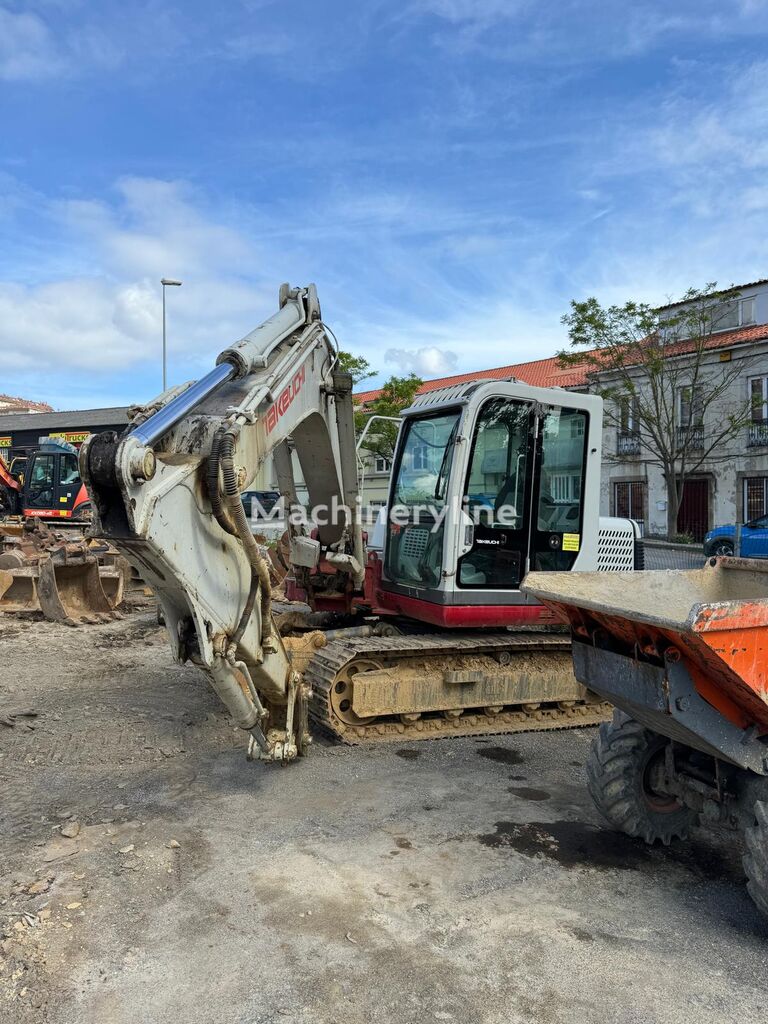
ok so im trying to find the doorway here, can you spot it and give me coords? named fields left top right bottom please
left=677, top=479, right=709, bottom=541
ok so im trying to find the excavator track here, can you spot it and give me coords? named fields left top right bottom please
left=306, top=631, right=611, bottom=744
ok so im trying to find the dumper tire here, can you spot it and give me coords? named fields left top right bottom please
left=587, top=710, right=697, bottom=846
left=744, top=800, right=768, bottom=921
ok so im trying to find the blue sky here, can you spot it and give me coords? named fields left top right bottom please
left=2, top=0, right=768, bottom=409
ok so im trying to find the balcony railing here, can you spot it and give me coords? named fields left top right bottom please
left=617, top=432, right=640, bottom=456
left=748, top=420, right=768, bottom=447
left=676, top=425, right=704, bottom=449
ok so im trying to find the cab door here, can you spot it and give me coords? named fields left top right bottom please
left=54, top=451, right=83, bottom=516
left=457, top=397, right=537, bottom=590
left=528, top=404, right=590, bottom=571
left=23, top=451, right=83, bottom=517
left=23, top=452, right=56, bottom=514
left=456, top=399, right=590, bottom=590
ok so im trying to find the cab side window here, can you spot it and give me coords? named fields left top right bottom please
left=59, top=454, right=81, bottom=486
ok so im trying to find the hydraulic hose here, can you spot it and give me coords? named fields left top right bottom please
left=219, top=430, right=274, bottom=644
left=229, top=569, right=259, bottom=655
left=206, top=428, right=239, bottom=537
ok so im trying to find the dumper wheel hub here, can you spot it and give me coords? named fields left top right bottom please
left=641, top=748, right=682, bottom=814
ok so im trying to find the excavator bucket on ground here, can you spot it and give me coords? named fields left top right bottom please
left=0, top=563, right=39, bottom=612
left=37, top=556, right=115, bottom=624
left=0, top=521, right=128, bottom=625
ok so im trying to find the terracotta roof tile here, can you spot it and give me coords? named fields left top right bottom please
left=355, top=353, right=591, bottom=405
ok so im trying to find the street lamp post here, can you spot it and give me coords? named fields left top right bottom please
left=161, top=278, right=182, bottom=391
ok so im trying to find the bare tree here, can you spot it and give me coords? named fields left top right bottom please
left=560, top=283, right=756, bottom=537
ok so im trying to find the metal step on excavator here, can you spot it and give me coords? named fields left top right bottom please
left=0, top=519, right=129, bottom=625
left=524, top=556, right=768, bottom=921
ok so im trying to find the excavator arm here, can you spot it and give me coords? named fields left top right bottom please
left=80, top=284, right=364, bottom=762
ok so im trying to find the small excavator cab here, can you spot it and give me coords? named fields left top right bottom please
left=23, top=441, right=89, bottom=520
left=380, top=380, right=603, bottom=628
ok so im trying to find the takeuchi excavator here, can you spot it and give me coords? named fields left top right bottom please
left=81, top=283, right=638, bottom=762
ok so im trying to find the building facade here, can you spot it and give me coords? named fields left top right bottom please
left=596, top=280, right=768, bottom=540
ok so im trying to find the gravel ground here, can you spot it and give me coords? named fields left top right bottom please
left=1, top=603, right=766, bottom=1024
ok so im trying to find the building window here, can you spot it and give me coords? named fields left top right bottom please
left=744, top=478, right=768, bottom=521
left=750, top=376, right=768, bottom=420
left=569, top=417, right=585, bottom=439
left=619, top=395, right=639, bottom=433
left=614, top=481, right=645, bottom=530
left=748, top=377, right=768, bottom=446
left=549, top=473, right=582, bottom=503
left=373, top=455, right=392, bottom=474
left=617, top=395, right=640, bottom=455
left=677, top=386, right=703, bottom=427
left=677, top=386, right=704, bottom=448
left=412, top=444, right=429, bottom=471
left=713, top=296, right=756, bottom=331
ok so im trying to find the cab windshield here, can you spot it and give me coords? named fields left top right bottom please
left=390, top=411, right=461, bottom=508
left=385, top=410, right=461, bottom=590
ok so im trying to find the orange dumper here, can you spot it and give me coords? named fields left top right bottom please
left=524, top=556, right=768, bottom=921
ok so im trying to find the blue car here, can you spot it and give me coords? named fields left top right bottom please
left=703, top=515, right=768, bottom=558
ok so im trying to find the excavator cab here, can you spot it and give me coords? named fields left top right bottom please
left=22, top=439, right=90, bottom=521
left=379, top=380, right=604, bottom=628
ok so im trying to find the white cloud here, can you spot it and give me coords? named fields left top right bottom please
left=0, top=277, right=154, bottom=373
left=0, top=7, right=65, bottom=80
left=385, top=345, right=458, bottom=376
left=0, top=177, right=271, bottom=404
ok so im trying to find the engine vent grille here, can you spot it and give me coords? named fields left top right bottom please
left=597, top=519, right=637, bottom=572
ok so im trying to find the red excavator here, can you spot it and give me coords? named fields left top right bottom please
left=0, top=438, right=91, bottom=522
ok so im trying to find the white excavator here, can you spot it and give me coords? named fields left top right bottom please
left=80, top=284, right=639, bottom=763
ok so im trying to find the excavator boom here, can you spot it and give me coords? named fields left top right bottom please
left=81, top=284, right=362, bottom=762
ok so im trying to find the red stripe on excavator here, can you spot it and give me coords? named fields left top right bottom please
left=23, top=509, right=73, bottom=518
left=374, top=590, right=556, bottom=628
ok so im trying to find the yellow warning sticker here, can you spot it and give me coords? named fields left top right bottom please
left=562, top=533, right=580, bottom=552
left=59, top=496, right=68, bottom=503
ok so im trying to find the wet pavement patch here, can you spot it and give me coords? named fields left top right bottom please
left=477, top=746, right=525, bottom=766
left=508, top=787, right=551, bottom=802
left=477, top=820, right=651, bottom=869
left=665, top=838, right=743, bottom=882
left=395, top=749, right=422, bottom=761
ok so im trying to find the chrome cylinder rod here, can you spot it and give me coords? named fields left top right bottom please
left=132, top=361, right=236, bottom=448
